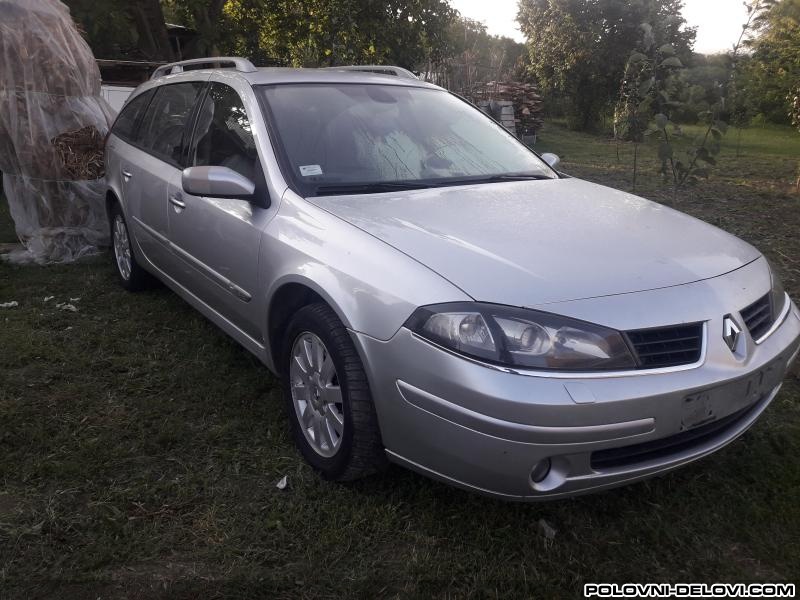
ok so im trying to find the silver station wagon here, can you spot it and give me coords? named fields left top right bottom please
left=104, top=57, right=800, bottom=500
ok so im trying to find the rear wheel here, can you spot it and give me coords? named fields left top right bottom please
left=109, top=203, right=151, bottom=291
left=282, top=303, right=387, bottom=480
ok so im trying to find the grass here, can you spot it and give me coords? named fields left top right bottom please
left=2, top=123, right=800, bottom=598
left=679, top=122, right=800, bottom=160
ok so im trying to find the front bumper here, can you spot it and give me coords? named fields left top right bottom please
left=353, top=292, right=800, bottom=500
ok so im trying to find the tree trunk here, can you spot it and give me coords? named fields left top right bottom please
left=182, top=0, right=228, bottom=58
left=736, top=126, right=743, bottom=158
left=127, top=0, right=174, bottom=62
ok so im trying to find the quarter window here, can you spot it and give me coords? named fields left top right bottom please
left=137, top=81, right=204, bottom=165
left=190, top=83, right=258, bottom=181
left=110, top=89, right=153, bottom=142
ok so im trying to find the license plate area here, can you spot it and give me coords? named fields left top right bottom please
left=681, top=358, right=784, bottom=431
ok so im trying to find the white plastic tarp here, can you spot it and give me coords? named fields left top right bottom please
left=0, top=0, right=115, bottom=264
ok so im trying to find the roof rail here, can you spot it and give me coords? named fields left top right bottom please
left=326, top=65, right=418, bottom=80
left=151, top=57, right=257, bottom=79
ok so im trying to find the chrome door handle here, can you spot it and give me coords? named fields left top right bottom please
left=169, top=195, right=186, bottom=209
left=122, top=170, right=133, bottom=181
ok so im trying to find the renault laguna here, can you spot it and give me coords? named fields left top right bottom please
left=104, top=58, right=800, bottom=499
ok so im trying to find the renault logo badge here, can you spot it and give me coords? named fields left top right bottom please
left=723, top=316, right=741, bottom=352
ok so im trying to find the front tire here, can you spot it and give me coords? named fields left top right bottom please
left=282, top=303, right=387, bottom=481
left=109, top=203, right=150, bottom=291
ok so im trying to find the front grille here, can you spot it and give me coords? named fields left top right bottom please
left=741, top=293, right=773, bottom=341
left=625, top=323, right=703, bottom=369
left=591, top=403, right=756, bottom=470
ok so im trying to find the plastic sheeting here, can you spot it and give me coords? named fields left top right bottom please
left=0, top=0, right=115, bottom=264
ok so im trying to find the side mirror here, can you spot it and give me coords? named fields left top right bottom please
left=540, top=152, right=561, bottom=170
left=182, top=166, right=255, bottom=199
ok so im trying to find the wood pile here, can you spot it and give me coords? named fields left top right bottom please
left=476, top=100, right=517, bottom=136
left=51, top=126, right=105, bottom=180
left=468, top=81, right=545, bottom=136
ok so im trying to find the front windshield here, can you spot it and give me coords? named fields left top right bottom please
left=257, top=83, right=556, bottom=196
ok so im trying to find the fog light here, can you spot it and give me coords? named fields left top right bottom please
left=530, top=458, right=551, bottom=483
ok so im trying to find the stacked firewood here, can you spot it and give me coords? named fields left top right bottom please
left=52, top=126, right=105, bottom=180
left=468, top=81, right=545, bottom=136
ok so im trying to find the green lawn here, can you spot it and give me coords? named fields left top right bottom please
left=680, top=122, right=800, bottom=159
left=1, top=124, right=800, bottom=598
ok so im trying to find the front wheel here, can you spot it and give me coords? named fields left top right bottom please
left=282, top=303, right=387, bottom=480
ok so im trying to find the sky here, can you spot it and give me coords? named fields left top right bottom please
left=448, top=0, right=751, bottom=54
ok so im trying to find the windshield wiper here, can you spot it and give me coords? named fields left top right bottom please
left=312, top=173, right=554, bottom=196
left=456, top=173, right=555, bottom=184
left=313, top=181, right=439, bottom=196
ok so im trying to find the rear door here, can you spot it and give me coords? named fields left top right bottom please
left=108, top=88, right=154, bottom=248
left=166, top=82, right=270, bottom=339
left=126, top=80, right=206, bottom=271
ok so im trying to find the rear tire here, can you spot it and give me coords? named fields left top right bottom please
left=109, top=202, right=151, bottom=292
left=282, top=303, right=387, bottom=481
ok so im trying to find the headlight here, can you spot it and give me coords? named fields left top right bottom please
left=769, top=264, right=786, bottom=316
left=405, top=302, right=637, bottom=371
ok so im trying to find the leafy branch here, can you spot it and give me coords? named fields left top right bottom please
left=613, top=24, right=684, bottom=192
left=790, top=83, right=800, bottom=191
left=616, top=2, right=764, bottom=198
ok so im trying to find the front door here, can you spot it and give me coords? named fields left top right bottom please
left=166, top=82, right=269, bottom=340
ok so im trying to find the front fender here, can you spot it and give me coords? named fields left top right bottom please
left=261, top=191, right=471, bottom=347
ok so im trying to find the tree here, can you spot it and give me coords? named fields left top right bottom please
left=218, top=0, right=457, bottom=69
left=66, top=0, right=174, bottom=61
left=164, top=0, right=229, bottom=57
left=791, top=83, right=800, bottom=190
left=425, top=17, right=529, bottom=92
left=615, top=2, right=761, bottom=196
left=674, top=54, right=733, bottom=123
left=128, top=0, right=175, bottom=61
left=517, top=0, right=695, bottom=131
left=613, top=27, right=686, bottom=190
left=67, top=0, right=457, bottom=68
left=741, top=0, right=800, bottom=123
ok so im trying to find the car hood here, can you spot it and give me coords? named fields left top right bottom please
left=307, top=178, right=760, bottom=306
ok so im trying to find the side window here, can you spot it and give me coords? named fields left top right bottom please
left=137, top=81, right=204, bottom=165
left=190, top=83, right=258, bottom=181
left=110, top=89, right=153, bottom=142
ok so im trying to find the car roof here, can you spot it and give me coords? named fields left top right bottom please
left=122, top=65, right=444, bottom=110
left=146, top=66, right=440, bottom=90
left=244, top=67, right=436, bottom=88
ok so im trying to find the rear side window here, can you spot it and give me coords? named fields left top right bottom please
left=111, top=89, right=153, bottom=142
left=137, top=81, right=204, bottom=166
left=190, top=83, right=258, bottom=181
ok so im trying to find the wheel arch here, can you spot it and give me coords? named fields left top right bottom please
left=266, top=277, right=354, bottom=374
left=105, top=190, right=119, bottom=224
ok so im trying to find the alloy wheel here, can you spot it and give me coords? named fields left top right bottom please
left=289, top=332, right=345, bottom=457
left=113, top=214, right=132, bottom=281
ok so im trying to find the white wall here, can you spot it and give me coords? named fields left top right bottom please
left=100, top=85, right=134, bottom=114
